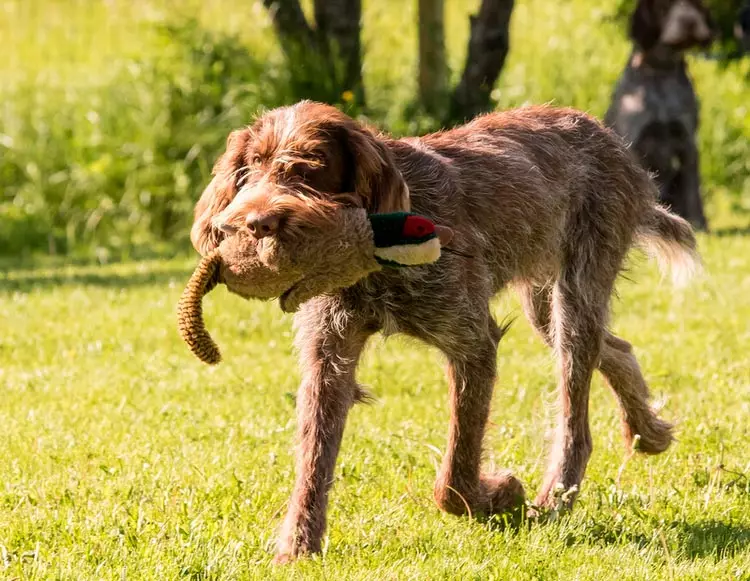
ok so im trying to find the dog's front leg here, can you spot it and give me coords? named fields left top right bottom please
left=433, top=316, right=525, bottom=517
left=274, top=296, right=374, bottom=563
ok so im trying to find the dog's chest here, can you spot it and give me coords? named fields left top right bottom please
left=646, top=74, right=697, bottom=127
left=344, top=261, right=473, bottom=348
left=618, top=67, right=698, bottom=138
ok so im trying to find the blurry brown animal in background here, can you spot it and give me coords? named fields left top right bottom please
left=606, top=0, right=714, bottom=231
left=191, top=101, right=699, bottom=562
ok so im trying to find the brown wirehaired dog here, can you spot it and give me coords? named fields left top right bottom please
left=191, top=101, right=698, bottom=562
left=605, top=0, right=714, bottom=231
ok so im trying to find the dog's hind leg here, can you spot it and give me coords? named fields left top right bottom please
left=533, top=273, right=607, bottom=509
left=432, top=310, right=525, bottom=518
left=598, top=333, right=674, bottom=454
left=519, top=284, right=673, bottom=459
left=521, top=219, right=650, bottom=510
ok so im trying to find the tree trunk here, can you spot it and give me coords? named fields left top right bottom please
left=262, top=0, right=329, bottom=99
left=448, top=0, right=514, bottom=125
left=262, top=0, right=317, bottom=56
left=418, top=0, right=449, bottom=116
left=263, top=0, right=365, bottom=107
left=314, top=0, right=365, bottom=106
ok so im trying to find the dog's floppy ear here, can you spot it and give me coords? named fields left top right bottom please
left=190, top=130, right=248, bottom=255
left=630, top=0, right=664, bottom=50
left=342, top=123, right=410, bottom=214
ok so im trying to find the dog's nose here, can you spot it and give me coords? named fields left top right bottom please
left=246, top=213, right=280, bottom=239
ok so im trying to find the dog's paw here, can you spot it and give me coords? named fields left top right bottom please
left=479, top=471, right=526, bottom=515
left=274, top=525, right=321, bottom=564
left=533, top=481, right=579, bottom=519
left=624, top=414, right=674, bottom=455
left=434, top=470, right=526, bottom=518
left=272, top=552, right=297, bottom=565
left=272, top=553, right=293, bottom=565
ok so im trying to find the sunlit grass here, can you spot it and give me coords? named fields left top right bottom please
left=2, top=0, right=748, bottom=257
left=1, top=6, right=749, bottom=575
left=1, top=233, right=749, bottom=579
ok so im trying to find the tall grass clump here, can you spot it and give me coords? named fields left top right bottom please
left=0, top=19, right=291, bottom=261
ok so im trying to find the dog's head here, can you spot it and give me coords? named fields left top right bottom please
left=190, top=101, right=410, bottom=255
left=630, top=0, right=714, bottom=52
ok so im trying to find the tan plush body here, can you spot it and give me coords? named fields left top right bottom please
left=178, top=208, right=381, bottom=364
left=220, top=208, right=380, bottom=309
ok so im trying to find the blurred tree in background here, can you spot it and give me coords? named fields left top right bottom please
left=263, top=0, right=365, bottom=107
left=415, top=0, right=515, bottom=124
left=418, top=0, right=449, bottom=116
left=447, top=0, right=514, bottom=124
left=262, top=0, right=514, bottom=124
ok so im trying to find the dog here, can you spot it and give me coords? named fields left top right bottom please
left=605, top=0, right=714, bottom=231
left=190, top=101, right=698, bottom=562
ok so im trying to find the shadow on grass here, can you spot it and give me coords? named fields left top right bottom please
left=479, top=504, right=532, bottom=533
left=673, top=519, right=750, bottom=559
left=712, top=225, right=750, bottom=237
left=0, top=264, right=194, bottom=294
left=560, top=517, right=750, bottom=560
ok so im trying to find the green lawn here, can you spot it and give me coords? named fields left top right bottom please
left=1, top=232, right=749, bottom=580
left=2, top=3, right=749, bottom=576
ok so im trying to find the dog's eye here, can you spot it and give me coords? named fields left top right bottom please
left=291, top=162, right=318, bottom=177
left=289, top=156, right=324, bottom=178
left=252, top=154, right=262, bottom=166
left=236, top=167, right=250, bottom=187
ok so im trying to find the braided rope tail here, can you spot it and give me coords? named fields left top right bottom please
left=177, top=249, right=223, bottom=365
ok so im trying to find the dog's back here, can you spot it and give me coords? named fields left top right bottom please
left=389, top=106, right=693, bottom=289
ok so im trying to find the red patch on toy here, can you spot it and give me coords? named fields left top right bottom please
left=402, top=215, right=435, bottom=238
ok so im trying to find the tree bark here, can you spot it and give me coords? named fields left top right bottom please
left=263, top=0, right=365, bottom=106
left=262, top=0, right=317, bottom=56
left=314, top=0, right=365, bottom=105
left=448, top=0, right=514, bottom=125
left=418, top=0, right=449, bottom=116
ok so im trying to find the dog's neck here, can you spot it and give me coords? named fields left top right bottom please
left=630, top=45, right=686, bottom=72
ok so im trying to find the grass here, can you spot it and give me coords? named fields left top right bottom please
left=2, top=232, right=750, bottom=580
left=2, top=0, right=749, bottom=577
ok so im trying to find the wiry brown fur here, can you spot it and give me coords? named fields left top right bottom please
left=191, top=101, right=698, bottom=562
left=605, top=0, right=713, bottom=230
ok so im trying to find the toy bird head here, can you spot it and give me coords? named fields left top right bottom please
left=369, top=212, right=454, bottom=267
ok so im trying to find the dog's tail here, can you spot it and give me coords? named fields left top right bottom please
left=636, top=204, right=700, bottom=286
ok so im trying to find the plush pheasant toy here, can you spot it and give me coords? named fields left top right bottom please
left=177, top=210, right=453, bottom=365
left=369, top=212, right=450, bottom=266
